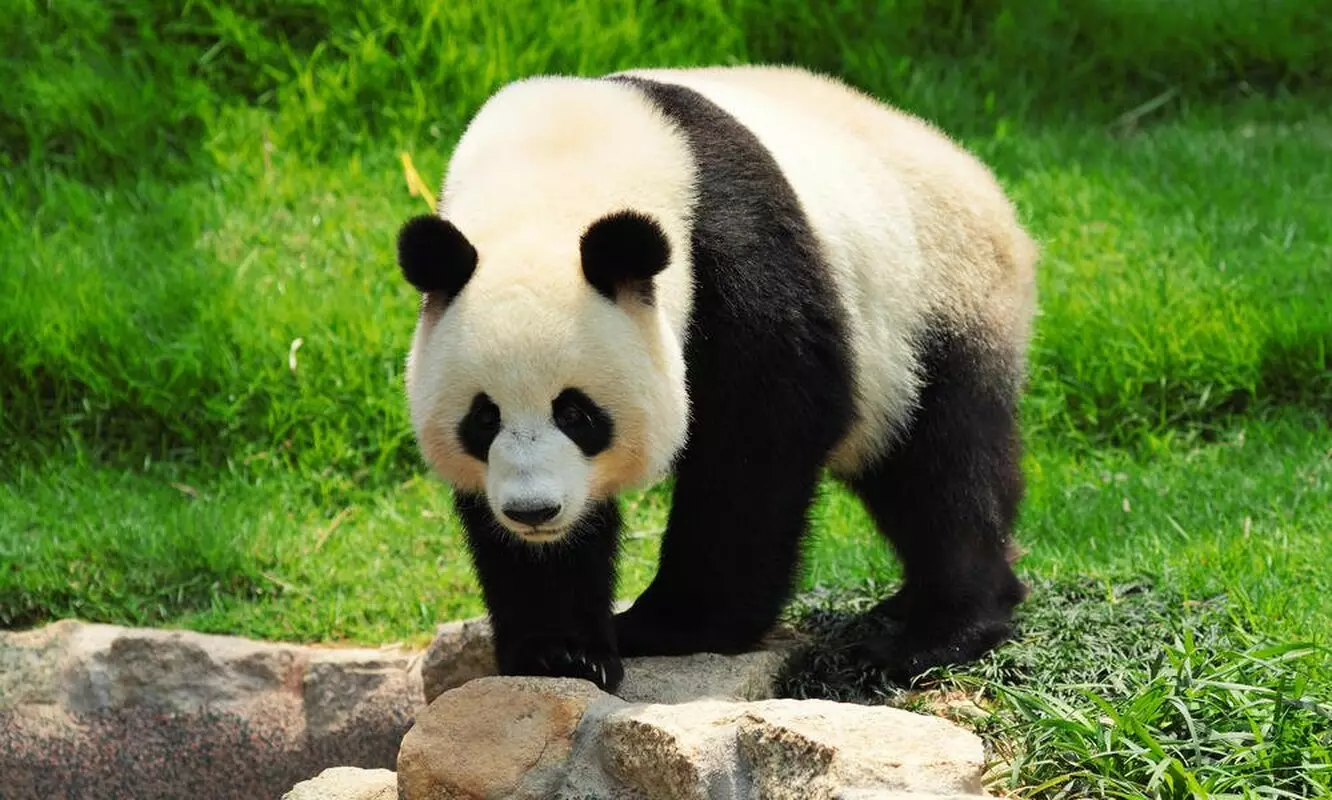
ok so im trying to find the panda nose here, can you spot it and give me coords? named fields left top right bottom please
left=503, top=502, right=561, bottom=527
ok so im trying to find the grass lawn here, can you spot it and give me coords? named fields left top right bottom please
left=3, top=2, right=1329, bottom=796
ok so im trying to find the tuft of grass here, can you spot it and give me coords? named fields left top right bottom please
left=777, top=577, right=1332, bottom=798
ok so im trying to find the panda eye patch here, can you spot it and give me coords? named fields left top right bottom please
left=552, top=388, right=613, bottom=457
left=458, top=393, right=502, bottom=462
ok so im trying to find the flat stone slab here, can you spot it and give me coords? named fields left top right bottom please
left=1, top=619, right=424, bottom=800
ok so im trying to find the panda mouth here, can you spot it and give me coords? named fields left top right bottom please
left=515, top=527, right=568, bottom=543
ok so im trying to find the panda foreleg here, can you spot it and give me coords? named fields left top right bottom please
left=453, top=491, right=625, bottom=692
left=614, top=450, right=823, bottom=658
left=849, top=328, right=1028, bottom=683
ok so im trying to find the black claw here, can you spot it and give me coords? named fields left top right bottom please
left=502, top=642, right=622, bottom=692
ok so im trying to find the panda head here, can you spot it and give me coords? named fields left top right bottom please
left=397, top=208, right=689, bottom=543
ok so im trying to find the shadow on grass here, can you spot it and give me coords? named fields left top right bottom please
left=776, top=576, right=1236, bottom=704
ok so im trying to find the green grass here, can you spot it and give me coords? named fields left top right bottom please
left=3, top=2, right=1331, bottom=795
left=779, top=575, right=1332, bottom=797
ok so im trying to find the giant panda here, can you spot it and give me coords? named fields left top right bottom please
left=396, top=64, right=1039, bottom=693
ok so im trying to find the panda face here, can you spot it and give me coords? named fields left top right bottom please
left=401, top=212, right=692, bottom=544
left=455, top=388, right=613, bottom=538
left=406, top=290, right=683, bottom=541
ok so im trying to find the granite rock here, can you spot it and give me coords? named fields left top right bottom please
left=0, top=620, right=424, bottom=800
left=397, top=676, right=622, bottom=800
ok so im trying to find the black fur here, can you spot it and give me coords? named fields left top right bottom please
left=580, top=210, right=672, bottom=304
left=457, top=392, right=501, bottom=463
left=553, top=388, right=614, bottom=457
left=455, top=492, right=624, bottom=690
left=397, top=214, right=478, bottom=301
left=606, top=77, right=1027, bottom=681
left=845, top=324, right=1027, bottom=682
left=606, top=76, right=858, bottom=663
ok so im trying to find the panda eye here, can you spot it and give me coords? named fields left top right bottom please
left=555, top=403, right=590, bottom=429
left=474, top=398, right=501, bottom=430
left=552, top=388, right=613, bottom=457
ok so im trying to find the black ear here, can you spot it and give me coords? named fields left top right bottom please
left=580, top=210, right=671, bottom=303
left=397, top=214, right=478, bottom=301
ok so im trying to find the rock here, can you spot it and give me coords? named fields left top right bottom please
left=599, top=697, right=987, bottom=799
left=282, top=766, right=397, bottom=799
left=601, top=700, right=750, bottom=799
left=420, top=616, right=497, bottom=704
left=0, top=619, right=77, bottom=707
left=618, top=650, right=789, bottom=705
left=405, top=617, right=980, bottom=798
left=736, top=699, right=987, bottom=798
left=0, top=620, right=425, bottom=800
left=7, top=617, right=985, bottom=800
left=831, top=788, right=991, bottom=793
left=304, top=653, right=423, bottom=742
left=397, top=676, right=623, bottom=800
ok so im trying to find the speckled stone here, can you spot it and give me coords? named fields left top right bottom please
left=0, top=620, right=425, bottom=800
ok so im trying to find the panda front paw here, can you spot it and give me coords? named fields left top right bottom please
left=537, top=647, right=625, bottom=692
left=501, top=644, right=624, bottom=693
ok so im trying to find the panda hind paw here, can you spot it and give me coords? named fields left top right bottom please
left=859, top=614, right=1015, bottom=684
left=614, top=601, right=771, bottom=658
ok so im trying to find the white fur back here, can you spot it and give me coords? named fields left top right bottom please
left=616, top=65, right=1038, bottom=473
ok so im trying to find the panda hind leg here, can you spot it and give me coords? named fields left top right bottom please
left=848, top=327, right=1028, bottom=684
